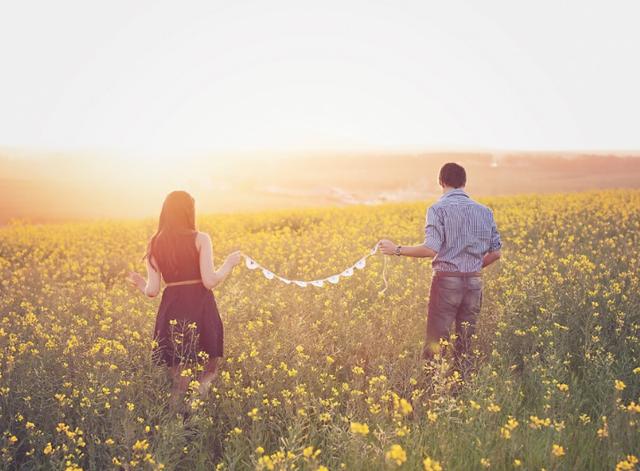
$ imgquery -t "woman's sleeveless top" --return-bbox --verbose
[156,231,202,283]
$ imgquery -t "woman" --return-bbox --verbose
[127,190,241,405]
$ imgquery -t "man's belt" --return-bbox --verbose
[433,271,482,278]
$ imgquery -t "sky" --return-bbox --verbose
[1,0,639,157]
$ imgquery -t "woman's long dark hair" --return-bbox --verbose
[145,191,197,275]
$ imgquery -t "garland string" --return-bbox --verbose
[240,242,389,294]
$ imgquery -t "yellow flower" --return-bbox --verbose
[399,398,413,416]
[480,458,491,468]
[597,416,609,438]
[614,380,626,391]
[133,439,149,453]
[248,408,260,421]
[423,456,443,471]
[255,446,265,455]
[505,417,519,430]
[556,383,569,392]
[303,446,320,459]
[616,455,638,471]
[487,403,501,413]
[500,416,519,439]
[529,416,551,429]
[627,402,640,413]
[513,459,522,467]
[257,455,275,471]
[551,444,565,457]
[385,444,407,466]
[350,422,369,435]
[43,442,53,454]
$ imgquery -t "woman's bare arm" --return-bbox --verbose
[127,255,161,298]
[197,232,241,290]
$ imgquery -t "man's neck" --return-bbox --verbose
[442,186,465,194]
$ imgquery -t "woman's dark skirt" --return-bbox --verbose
[152,283,223,367]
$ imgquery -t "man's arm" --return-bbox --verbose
[483,209,502,268]
[379,240,437,258]
[379,205,441,258]
[482,250,501,267]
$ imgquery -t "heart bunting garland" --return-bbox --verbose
[240,243,387,294]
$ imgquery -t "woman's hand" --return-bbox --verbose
[201,251,242,290]
[127,271,146,293]
[225,251,243,268]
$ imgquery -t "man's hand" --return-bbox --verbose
[378,239,398,256]
[482,250,501,268]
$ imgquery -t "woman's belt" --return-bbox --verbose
[164,279,202,287]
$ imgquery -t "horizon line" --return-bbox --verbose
[2,144,640,160]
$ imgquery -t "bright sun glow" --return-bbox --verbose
[1,0,640,158]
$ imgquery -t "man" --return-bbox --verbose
[379,163,502,371]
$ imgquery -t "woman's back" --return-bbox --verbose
[155,231,201,283]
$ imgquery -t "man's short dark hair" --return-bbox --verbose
[439,163,466,188]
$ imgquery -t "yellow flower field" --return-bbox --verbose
[1,190,639,470]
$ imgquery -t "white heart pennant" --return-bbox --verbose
[241,243,382,289]
[341,268,354,277]
[245,257,259,270]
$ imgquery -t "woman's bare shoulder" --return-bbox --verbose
[195,231,212,249]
